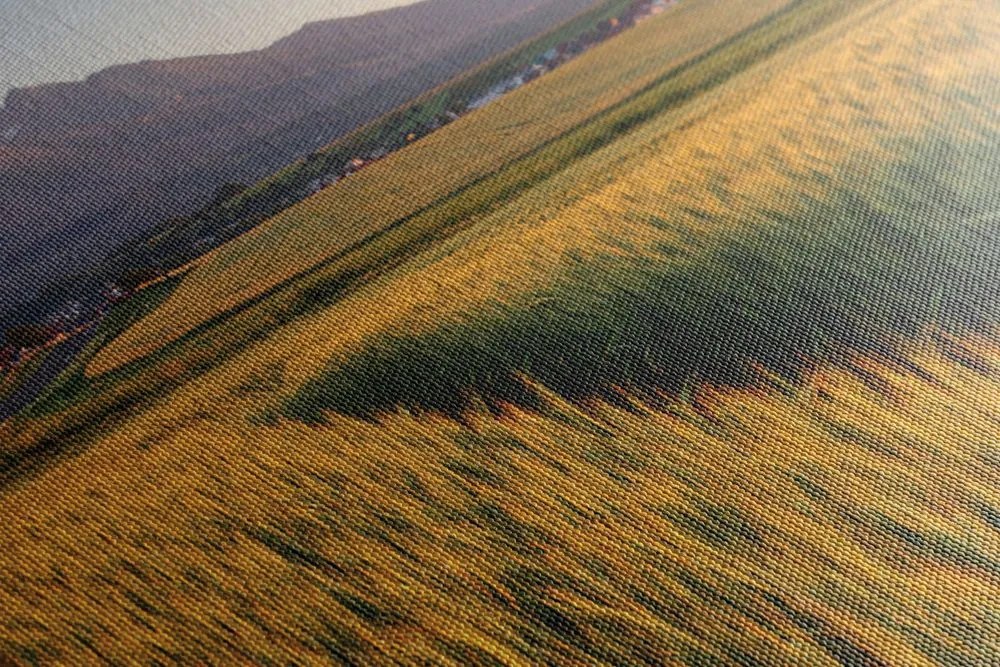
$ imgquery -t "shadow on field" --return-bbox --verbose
[285,134,1000,422]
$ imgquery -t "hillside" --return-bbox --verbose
[1,0,998,663]
[0,0,599,320]
[0,0,645,417]
[88,0,803,374]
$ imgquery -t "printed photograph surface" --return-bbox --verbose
[1,0,998,664]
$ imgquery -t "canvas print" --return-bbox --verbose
[1,0,998,664]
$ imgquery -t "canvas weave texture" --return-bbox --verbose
[0,0,998,664]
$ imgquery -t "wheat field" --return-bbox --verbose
[1,0,999,663]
